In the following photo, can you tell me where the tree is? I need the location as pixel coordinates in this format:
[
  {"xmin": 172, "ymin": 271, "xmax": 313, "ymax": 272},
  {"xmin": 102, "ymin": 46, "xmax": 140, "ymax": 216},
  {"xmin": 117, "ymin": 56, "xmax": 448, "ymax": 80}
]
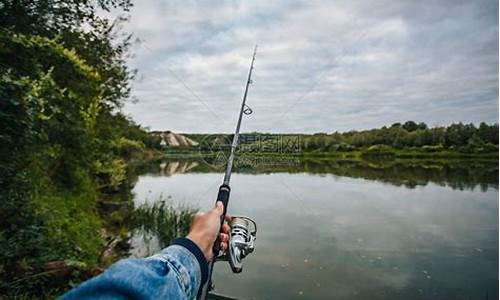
[
  {"xmin": 478, "ymin": 122, "xmax": 499, "ymax": 144},
  {"xmin": 0, "ymin": 2, "xmax": 149, "ymax": 297},
  {"xmin": 417, "ymin": 122, "xmax": 428, "ymax": 130},
  {"xmin": 402, "ymin": 121, "xmax": 419, "ymax": 132}
]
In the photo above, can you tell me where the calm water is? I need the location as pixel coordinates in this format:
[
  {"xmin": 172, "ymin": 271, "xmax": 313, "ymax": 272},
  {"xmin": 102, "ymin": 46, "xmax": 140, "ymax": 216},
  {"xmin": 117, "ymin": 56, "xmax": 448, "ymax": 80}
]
[{"xmin": 129, "ymin": 159, "xmax": 498, "ymax": 300}]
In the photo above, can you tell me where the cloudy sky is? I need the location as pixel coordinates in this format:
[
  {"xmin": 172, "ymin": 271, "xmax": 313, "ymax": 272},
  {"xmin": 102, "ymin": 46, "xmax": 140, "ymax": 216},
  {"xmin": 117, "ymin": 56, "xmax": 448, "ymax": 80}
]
[{"xmin": 116, "ymin": 0, "xmax": 498, "ymax": 133}]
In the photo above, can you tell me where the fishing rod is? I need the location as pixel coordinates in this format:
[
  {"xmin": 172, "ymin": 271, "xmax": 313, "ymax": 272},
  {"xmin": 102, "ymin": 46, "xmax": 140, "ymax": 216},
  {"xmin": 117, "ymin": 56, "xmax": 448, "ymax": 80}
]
[{"xmin": 198, "ymin": 45, "xmax": 258, "ymax": 300}]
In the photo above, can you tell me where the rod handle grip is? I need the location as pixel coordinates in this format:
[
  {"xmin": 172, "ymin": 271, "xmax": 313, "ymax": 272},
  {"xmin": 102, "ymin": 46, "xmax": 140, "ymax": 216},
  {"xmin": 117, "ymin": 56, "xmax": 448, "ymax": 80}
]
[
  {"xmin": 212, "ymin": 184, "xmax": 230, "ymax": 256},
  {"xmin": 216, "ymin": 184, "xmax": 230, "ymax": 219}
]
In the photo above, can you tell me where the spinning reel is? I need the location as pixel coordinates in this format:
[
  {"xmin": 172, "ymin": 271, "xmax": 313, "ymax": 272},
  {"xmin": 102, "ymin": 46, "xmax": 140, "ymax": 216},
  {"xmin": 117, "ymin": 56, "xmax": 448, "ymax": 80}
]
[{"xmin": 217, "ymin": 216, "xmax": 257, "ymax": 273}]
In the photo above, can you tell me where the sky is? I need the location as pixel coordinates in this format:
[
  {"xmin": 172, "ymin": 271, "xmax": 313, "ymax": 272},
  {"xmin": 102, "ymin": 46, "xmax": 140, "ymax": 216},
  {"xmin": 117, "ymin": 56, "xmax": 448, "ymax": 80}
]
[{"xmin": 113, "ymin": 0, "xmax": 498, "ymax": 133}]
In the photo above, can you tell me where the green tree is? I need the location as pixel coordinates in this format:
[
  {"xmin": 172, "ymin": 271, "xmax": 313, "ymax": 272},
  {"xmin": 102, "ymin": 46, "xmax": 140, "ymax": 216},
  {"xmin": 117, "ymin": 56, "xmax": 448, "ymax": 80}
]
[
  {"xmin": 402, "ymin": 120, "xmax": 419, "ymax": 132},
  {"xmin": 478, "ymin": 122, "xmax": 499, "ymax": 144},
  {"xmin": 0, "ymin": 1, "xmax": 154, "ymax": 298}
]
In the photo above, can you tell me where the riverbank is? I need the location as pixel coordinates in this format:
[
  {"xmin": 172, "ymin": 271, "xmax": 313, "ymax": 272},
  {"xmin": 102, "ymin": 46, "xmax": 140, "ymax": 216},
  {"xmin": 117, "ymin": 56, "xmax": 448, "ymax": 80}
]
[{"xmin": 163, "ymin": 146, "xmax": 499, "ymax": 161}]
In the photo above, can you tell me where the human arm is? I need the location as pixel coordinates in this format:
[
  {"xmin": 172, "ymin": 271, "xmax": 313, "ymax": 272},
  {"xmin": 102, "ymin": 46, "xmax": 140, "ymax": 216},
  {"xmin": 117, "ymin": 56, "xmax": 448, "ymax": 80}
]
[{"xmin": 59, "ymin": 202, "xmax": 230, "ymax": 300}]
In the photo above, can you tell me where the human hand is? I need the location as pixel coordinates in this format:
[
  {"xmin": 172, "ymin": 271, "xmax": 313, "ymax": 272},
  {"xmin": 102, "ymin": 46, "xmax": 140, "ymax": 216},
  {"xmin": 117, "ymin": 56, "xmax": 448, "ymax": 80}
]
[{"xmin": 186, "ymin": 201, "xmax": 231, "ymax": 261}]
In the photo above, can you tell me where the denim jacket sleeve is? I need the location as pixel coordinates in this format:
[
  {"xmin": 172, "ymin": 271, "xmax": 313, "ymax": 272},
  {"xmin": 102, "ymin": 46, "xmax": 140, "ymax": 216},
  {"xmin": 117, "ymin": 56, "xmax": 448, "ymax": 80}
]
[{"xmin": 59, "ymin": 238, "xmax": 208, "ymax": 300}]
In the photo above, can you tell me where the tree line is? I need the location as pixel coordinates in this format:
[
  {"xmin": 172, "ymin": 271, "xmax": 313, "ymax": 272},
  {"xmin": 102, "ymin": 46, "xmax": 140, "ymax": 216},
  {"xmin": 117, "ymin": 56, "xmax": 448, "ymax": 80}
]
[
  {"xmin": 188, "ymin": 121, "xmax": 498, "ymax": 155},
  {"xmin": 302, "ymin": 121, "xmax": 498, "ymax": 153}
]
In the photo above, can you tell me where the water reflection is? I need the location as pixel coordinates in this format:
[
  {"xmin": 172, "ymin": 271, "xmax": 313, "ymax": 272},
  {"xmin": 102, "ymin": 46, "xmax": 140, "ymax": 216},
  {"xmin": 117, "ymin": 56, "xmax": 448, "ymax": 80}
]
[
  {"xmin": 159, "ymin": 161, "xmax": 199, "ymax": 176},
  {"xmin": 129, "ymin": 158, "xmax": 498, "ymax": 299},
  {"xmin": 139, "ymin": 158, "xmax": 498, "ymax": 191}
]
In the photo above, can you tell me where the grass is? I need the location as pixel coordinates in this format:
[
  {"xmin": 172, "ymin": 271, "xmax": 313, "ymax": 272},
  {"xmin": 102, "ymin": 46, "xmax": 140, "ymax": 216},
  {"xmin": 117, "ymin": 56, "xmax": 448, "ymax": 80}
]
[{"xmin": 163, "ymin": 146, "xmax": 498, "ymax": 161}]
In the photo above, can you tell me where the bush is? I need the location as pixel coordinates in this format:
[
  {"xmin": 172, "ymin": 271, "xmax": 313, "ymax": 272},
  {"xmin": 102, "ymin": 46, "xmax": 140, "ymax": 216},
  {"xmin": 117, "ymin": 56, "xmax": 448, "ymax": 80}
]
[
  {"xmin": 329, "ymin": 143, "xmax": 356, "ymax": 152},
  {"xmin": 361, "ymin": 145, "xmax": 396, "ymax": 158},
  {"xmin": 481, "ymin": 143, "xmax": 499, "ymax": 153},
  {"xmin": 421, "ymin": 144, "xmax": 445, "ymax": 152},
  {"xmin": 113, "ymin": 137, "xmax": 145, "ymax": 158}
]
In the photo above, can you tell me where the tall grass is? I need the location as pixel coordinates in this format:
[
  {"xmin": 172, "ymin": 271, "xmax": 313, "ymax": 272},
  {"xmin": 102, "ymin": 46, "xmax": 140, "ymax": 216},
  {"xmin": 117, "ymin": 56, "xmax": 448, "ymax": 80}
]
[{"xmin": 132, "ymin": 200, "xmax": 196, "ymax": 248}]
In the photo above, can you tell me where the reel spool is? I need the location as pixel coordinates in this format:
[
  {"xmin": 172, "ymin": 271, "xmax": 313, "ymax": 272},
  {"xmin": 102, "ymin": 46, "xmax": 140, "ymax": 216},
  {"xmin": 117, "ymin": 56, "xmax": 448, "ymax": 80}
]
[{"xmin": 217, "ymin": 216, "xmax": 257, "ymax": 273}]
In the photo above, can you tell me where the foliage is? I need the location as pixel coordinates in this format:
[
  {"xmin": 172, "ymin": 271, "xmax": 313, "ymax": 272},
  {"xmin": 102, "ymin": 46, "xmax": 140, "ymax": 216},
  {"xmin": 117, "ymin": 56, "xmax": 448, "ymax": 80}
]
[
  {"xmin": 298, "ymin": 121, "xmax": 498, "ymax": 153},
  {"xmin": 361, "ymin": 145, "xmax": 396, "ymax": 158},
  {"xmin": 0, "ymin": 1, "xmax": 160, "ymax": 298},
  {"xmin": 184, "ymin": 123, "xmax": 498, "ymax": 157}
]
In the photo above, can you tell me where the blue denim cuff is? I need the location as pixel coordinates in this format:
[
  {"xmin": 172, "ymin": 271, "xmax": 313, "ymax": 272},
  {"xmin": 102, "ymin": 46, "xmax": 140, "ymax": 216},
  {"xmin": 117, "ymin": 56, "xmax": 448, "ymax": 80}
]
[{"xmin": 171, "ymin": 237, "xmax": 208, "ymax": 286}]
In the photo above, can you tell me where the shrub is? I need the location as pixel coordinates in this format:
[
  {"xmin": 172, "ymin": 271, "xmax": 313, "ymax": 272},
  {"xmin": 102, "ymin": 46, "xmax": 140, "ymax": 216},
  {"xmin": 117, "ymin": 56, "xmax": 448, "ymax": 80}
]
[{"xmin": 421, "ymin": 144, "xmax": 445, "ymax": 152}]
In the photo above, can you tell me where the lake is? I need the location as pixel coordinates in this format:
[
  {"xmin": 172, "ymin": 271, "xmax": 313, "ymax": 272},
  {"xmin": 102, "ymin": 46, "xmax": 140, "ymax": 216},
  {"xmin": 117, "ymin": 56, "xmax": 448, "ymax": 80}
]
[{"xmin": 128, "ymin": 158, "xmax": 498, "ymax": 300}]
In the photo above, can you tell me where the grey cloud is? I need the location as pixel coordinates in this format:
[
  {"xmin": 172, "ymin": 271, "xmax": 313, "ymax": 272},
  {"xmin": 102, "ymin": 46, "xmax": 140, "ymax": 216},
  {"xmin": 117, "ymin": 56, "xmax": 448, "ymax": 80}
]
[{"xmin": 118, "ymin": 0, "xmax": 498, "ymax": 133}]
